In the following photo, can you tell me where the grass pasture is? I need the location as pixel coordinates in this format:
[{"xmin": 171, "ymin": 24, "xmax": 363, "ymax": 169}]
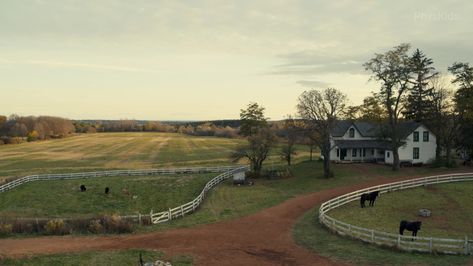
[
  {"xmin": 0, "ymin": 249, "xmax": 193, "ymax": 266},
  {"xmin": 328, "ymin": 181, "xmax": 473, "ymax": 239},
  {"xmin": 294, "ymin": 207, "xmax": 470, "ymax": 266},
  {"xmin": 0, "ymin": 173, "xmax": 215, "ymax": 218}
]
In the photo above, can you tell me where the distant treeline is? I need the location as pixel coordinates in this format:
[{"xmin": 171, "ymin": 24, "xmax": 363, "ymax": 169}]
[
  {"xmin": 0, "ymin": 115, "xmax": 297, "ymax": 145},
  {"xmin": 0, "ymin": 115, "xmax": 75, "ymax": 144},
  {"xmin": 74, "ymin": 120, "xmax": 241, "ymax": 138}
]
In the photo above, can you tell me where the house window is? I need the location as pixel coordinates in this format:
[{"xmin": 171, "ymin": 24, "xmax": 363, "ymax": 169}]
[
  {"xmin": 352, "ymin": 148, "xmax": 357, "ymax": 157},
  {"xmin": 336, "ymin": 149, "xmax": 340, "ymax": 157},
  {"xmin": 413, "ymin": 131, "xmax": 419, "ymax": 142},
  {"xmin": 413, "ymin": 147, "xmax": 420, "ymax": 159},
  {"xmin": 387, "ymin": 151, "xmax": 390, "ymax": 158},
  {"xmin": 371, "ymin": 149, "xmax": 375, "ymax": 156},
  {"xmin": 423, "ymin": 131, "xmax": 429, "ymax": 142},
  {"xmin": 362, "ymin": 148, "xmax": 366, "ymax": 157},
  {"xmin": 349, "ymin": 128, "xmax": 355, "ymax": 138}
]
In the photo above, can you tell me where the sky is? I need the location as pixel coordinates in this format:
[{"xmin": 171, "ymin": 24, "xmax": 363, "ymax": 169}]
[{"xmin": 1, "ymin": 0, "xmax": 472, "ymax": 120}]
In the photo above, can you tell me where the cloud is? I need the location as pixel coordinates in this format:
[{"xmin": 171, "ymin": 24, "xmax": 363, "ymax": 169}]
[
  {"xmin": 269, "ymin": 50, "xmax": 370, "ymax": 76},
  {"xmin": 0, "ymin": 59, "xmax": 157, "ymax": 73},
  {"xmin": 296, "ymin": 80, "xmax": 330, "ymax": 88}
]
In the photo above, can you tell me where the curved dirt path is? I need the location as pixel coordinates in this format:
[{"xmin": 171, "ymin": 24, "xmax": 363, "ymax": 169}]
[{"xmin": 0, "ymin": 173, "xmax": 469, "ymax": 265}]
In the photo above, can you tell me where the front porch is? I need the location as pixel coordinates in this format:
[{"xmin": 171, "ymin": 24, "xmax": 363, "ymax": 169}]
[{"xmin": 331, "ymin": 140, "xmax": 391, "ymax": 163}]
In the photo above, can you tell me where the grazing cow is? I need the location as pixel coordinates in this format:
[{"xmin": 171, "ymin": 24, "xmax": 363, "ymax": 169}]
[
  {"xmin": 360, "ymin": 191, "xmax": 379, "ymax": 208},
  {"xmin": 80, "ymin": 185, "xmax": 86, "ymax": 192},
  {"xmin": 399, "ymin": 220, "xmax": 422, "ymax": 240},
  {"xmin": 105, "ymin": 187, "xmax": 110, "ymax": 194}
]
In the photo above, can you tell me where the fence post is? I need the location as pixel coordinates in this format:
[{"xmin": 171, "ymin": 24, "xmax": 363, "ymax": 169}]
[
  {"xmin": 465, "ymin": 235, "xmax": 469, "ymax": 255},
  {"xmin": 371, "ymin": 229, "xmax": 375, "ymax": 243},
  {"xmin": 397, "ymin": 235, "xmax": 401, "ymax": 248},
  {"xmin": 429, "ymin": 238, "xmax": 433, "ymax": 254},
  {"xmin": 150, "ymin": 210, "xmax": 153, "ymax": 224},
  {"xmin": 168, "ymin": 208, "xmax": 172, "ymax": 221},
  {"xmin": 181, "ymin": 205, "xmax": 184, "ymax": 217},
  {"xmin": 138, "ymin": 213, "xmax": 141, "ymax": 225}
]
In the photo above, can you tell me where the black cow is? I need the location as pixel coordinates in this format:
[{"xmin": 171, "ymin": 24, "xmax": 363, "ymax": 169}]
[{"xmin": 80, "ymin": 184, "xmax": 86, "ymax": 192}]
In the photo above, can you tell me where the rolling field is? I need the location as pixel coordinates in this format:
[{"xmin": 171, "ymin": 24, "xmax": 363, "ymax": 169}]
[
  {"xmin": 0, "ymin": 173, "xmax": 215, "ymax": 218},
  {"xmin": 0, "ymin": 132, "xmax": 310, "ymax": 182},
  {"xmin": 328, "ymin": 182, "xmax": 473, "ymax": 238}
]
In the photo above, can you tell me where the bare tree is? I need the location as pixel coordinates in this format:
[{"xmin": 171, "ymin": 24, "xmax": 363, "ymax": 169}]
[
  {"xmin": 297, "ymin": 88, "xmax": 347, "ymax": 178},
  {"xmin": 364, "ymin": 43, "xmax": 413, "ymax": 171},
  {"xmin": 280, "ymin": 116, "xmax": 299, "ymax": 166}
]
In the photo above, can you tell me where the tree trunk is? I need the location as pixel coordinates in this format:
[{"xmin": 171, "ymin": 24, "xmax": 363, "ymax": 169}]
[
  {"xmin": 323, "ymin": 155, "xmax": 331, "ymax": 178},
  {"xmin": 446, "ymin": 143, "xmax": 452, "ymax": 168},
  {"xmin": 322, "ymin": 143, "xmax": 331, "ymax": 178},
  {"xmin": 435, "ymin": 139, "xmax": 442, "ymax": 160},
  {"xmin": 392, "ymin": 148, "xmax": 400, "ymax": 171},
  {"xmin": 309, "ymin": 146, "xmax": 313, "ymax": 161}
]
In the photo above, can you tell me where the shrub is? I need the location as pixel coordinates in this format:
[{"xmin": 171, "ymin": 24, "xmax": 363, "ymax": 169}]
[
  {"xmin": 27, "ymin": 130, "xmax": 39, "ymax": 142},
  {"xmin": 0, "ymin": 223, "xmax": 13, "ymax": 235},
  {"xmin": 102, "ymin": 214, "xmax": 133, "ymax": 234},
  {"xmin": 88, "ymin": 219, "xmax": 103, "ymax": 234},
  {"xmin": 44, "ymin": 219, "xmax": 68, "ymax": 235}
]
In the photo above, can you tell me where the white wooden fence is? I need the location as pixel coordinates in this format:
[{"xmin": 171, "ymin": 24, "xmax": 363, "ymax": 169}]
[
  {"xmin": 319, "ymin": 173, "xmax": 473, "ymax": 255},
  {"xmin": 0, "ymin": 166, "xmax": 241, "ymax": 193},
  {"xmin": 150, "ymin": 166, "xmax": 248, "ymax": 224},
  {"xmin": 0, "ymin": 165, "xmax": 248, "ymax": 224}
]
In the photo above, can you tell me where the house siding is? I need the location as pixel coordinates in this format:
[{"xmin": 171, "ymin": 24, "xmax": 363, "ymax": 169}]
[{"xmin": 399, "ymin": 125, "xmax": 436, "ymax": 164}]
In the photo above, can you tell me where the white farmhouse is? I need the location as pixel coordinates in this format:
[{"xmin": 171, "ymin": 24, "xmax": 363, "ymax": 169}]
[{"xmin": 329, "ymin": 121, "xmax": 436, "ymax": 165}]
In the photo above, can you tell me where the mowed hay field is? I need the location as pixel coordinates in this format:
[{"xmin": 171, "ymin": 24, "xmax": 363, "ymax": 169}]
[
  {"xmin": 0, "ymin": 132, "xmax": 311, "ymax": 182},
  {"xmin": 0, "ymin": 133, "xmax": 245, "ymax": 181},
  {"xmin": 328, "ymin": 181, "xmax": 473, "ymax": 239}
]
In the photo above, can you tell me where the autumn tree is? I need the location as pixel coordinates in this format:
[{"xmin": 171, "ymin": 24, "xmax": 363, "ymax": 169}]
[
  {"xmin": 297, "ymin": 88, "xmax": 347, "ymax": 178},
  {"xmin": 429, "ymin": 75, "xmax": 458, "ymax": 166},
  {"xmin": 364, "ymin": 43, "xmax": 413, "ymax": 171}
]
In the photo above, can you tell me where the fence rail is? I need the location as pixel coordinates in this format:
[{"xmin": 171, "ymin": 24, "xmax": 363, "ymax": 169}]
[
  {"xmin": 319, "ymin": 172, "xmax": 473, "ymax": 255},
  {"xmin": 0, "ymin": 165, "xmax": 248, "ymax": 224},
  {"xmin": 0, "ymin": 166, "xmax": 242, "ymax": 193},
  {"xmin": 149, "ymin": 166, "xmax": 248, "ymax": 224}
]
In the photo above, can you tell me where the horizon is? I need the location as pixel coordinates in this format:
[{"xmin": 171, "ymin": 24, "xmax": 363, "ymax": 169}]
[{"xmin": 1, "ymin": 1, "xmax": 472, "ymax": 120}]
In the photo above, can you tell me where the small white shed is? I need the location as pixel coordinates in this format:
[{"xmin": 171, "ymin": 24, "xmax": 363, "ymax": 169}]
[{"xmin": 232, "ymin": 170, "xmax": 246, "ymax": 185}]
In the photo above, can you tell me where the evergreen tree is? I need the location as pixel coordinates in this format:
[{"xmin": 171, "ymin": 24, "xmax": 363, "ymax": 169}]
[{"xmin": 403, "ymin": 49, "xmax": 438, "ymax": 122}]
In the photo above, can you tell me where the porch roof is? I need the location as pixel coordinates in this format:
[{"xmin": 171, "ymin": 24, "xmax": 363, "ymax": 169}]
[{"xmin": 334, "ymin": 140, "xmax": 391, "ymax": 149}]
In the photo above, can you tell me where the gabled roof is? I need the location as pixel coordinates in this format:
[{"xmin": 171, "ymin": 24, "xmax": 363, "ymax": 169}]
[{"xmin": 331, "ymin": 120, "xmax": 424, "ymax": 139}]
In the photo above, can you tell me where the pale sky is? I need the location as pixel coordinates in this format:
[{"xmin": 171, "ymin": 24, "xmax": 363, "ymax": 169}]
[{"xmin": 1, "ymin": 0, "xmax": 472, "ymax": 120}]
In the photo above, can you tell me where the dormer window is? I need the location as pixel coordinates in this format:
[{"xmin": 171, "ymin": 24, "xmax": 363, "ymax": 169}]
[{"xmin": 349, "ymin": 128, "xmax": 355, "ymax": 138}]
